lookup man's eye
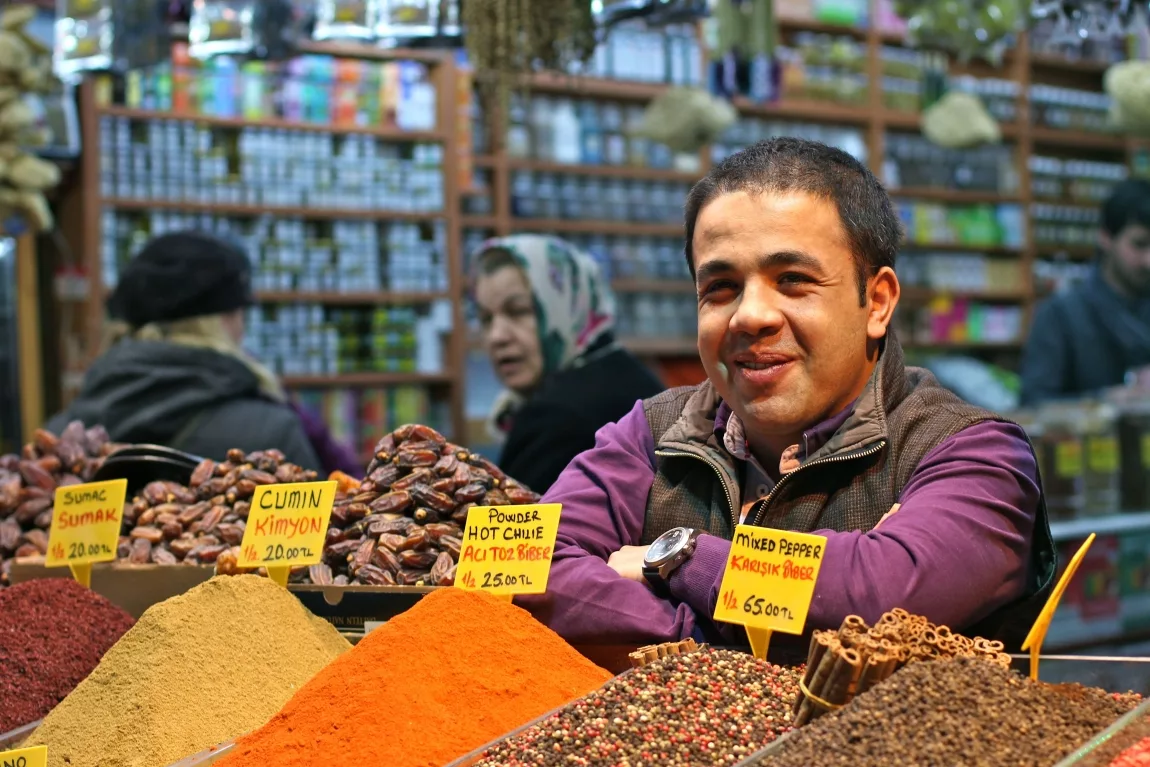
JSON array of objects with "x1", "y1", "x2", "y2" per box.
[
  {"x1": 700, "y1": 280, "x2": 736, "y2": 296},
  {"x1": 778, "y1": 272, "x2": 813, "y2": 286}
]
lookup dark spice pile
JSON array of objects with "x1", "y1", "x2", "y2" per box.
[
  {"x1": 237, "y1": 423, "x2": 542, "y2": 587},
  {"x1": 473, "y1": 648, "x2": 801, "y2": 767},
  {"x1": 0, "y1": 423, "x2": 120, "y2": 586},
  {"x1": 0, "y1": 577, "x2": 135, "y2": 731},
  {"x1": 758, "y1": 657, "x2": 1140, "y2": 767}
]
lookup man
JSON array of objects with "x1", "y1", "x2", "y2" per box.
[
  {"x1": 520, "y1": 138, "x2": 1055, "y2": 655},
  {"x1": 1021, "y1": 179, "x2": 1150, "y2": 405}
]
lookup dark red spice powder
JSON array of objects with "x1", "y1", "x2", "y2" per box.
[{"x1": 0, "y1": 578, "x2": 135, "y2": 732}]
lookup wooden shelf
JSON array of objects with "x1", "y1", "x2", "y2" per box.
[
  {"x1": 506, "y1": 158, "x2": 700, "y2": 182},
  {"x1": 777, "y1": 17, "x2": 869, "y2": 39},
  {"x1": 890, "y1": 188, "x2": 1022, "y2": 204},
  {"x1": 282, "y1": 372, "x2": 453, "y2": 388},
  {"x1": 103, "y1": 198, "x2": 445, "y2": 221},
  {"x1": 612, "y1": 278, "x2": 694, "y2": 294},
  {"x1": 1029, "y1": 54, "x2": 1113, "y2": 74},
  {"x1": 461, "y1": 215, "x2": 501, "y2": 230},
  {"x1": 901, "y1": 241, "x2": 1023, "y2": 255},
  {"x1": 255, "y1": 291, "x2": 449, "y2": 305},
  {"x1": 1034, "y1": 244, "x2": 1097, "y2": 261},
  {"x1": 511, "y1": 218, "x2": 682, "y2": 237},
  {"x1": 735, "y1": 96, "x2": 870, "y2": 125},
  {"x1": 472, "y1": 155, "x2": 499, "y2": 169},
  {"x1": 901, "y1": 339, "x2": 1023, "y2": 351},
  {"x1": 1031, "y1": 127, "x2": 1127, "y2": 151},
  {"x1": 98, "y1": 105, "x2": 446, "y2": 142},
  {"x1": 296, "y1": 41, "x2": 451, "y2": 65},
  {"x1": 529, "y1": 72, "x2": 667, "y2": 102},
  {"x1": 900, "y1": 286, "x2": 1028, "y2": 302},
  {"x1": 621, "y1": 337, "x2": 699, "y2": 357}
]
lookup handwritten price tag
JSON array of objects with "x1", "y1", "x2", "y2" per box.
[
  {"x1": 714, "y1": 525, "x2": 827, "y2": 659},
  {"x1": 46, "y1": 479, "x2": 127, "y2": 587},
  {"x1": 238, "y1": 481, "x2": 336, "y2": 586},
  {"x1": 0, "y1": 744, "x2": 46, "y2": 767},
  {"x1": 455, "y1": 504, "x2": 562, "y2": 597}
]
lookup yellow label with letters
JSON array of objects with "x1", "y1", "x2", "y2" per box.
[
  {"x1": 714, "y1": 525, "x2": 827, "y2": 635},
  {"x1": 1087, "y1": 436, "x2": 1119, "y2": 474},
  {"x1": 455, "y1": 504, "x2": 562, "y2": 596},
  {"x1": 1055, "y1": 441, "x2": 1084, "y2": 478},
  {"x1": 237, "y1": 481, "x2": 336, "y2": 568},
  {"x1": 46, "y1": 479, "x2": 127, "y2": 567},
  {"x1": 0, "y1": 745, "x2": 47, "y2": 767}
]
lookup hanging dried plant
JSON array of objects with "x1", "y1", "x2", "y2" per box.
[{"x1": 462, "y1": 0, "x2": 597, "y2": 118}]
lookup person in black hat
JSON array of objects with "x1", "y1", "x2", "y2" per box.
[{"x1": 44, "y1": 230, "x2": 324, "y2": 469}]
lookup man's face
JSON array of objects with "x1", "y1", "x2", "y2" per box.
[
  {"x1": 1104, "y1": 223, "x2": 1150, "y2": 297},
  {"x1": 693, "y1": 190, "x2": 896, "y2": 454}
]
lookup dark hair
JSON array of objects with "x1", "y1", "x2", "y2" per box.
[
  {"x1": 684, "y1": 137, "x2": 902, "y2": 304},
  {"x1": 1101, "y1": 179, "x2": 1150, "y2": 237},
  {"x1": 475, "y1": 246, "x2": 520, "y2": 276}
]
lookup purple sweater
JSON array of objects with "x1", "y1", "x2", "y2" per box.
[{"x1": 518, "y1": 399, "x2": 1040, "y2": 646}]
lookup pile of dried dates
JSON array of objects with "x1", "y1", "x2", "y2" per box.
[
  {"x1": 0, "y1": 422, "x2": 120, "y2": 586},
  {"x1": 123, "y1": 448, "x2": 318, "y2": 567},
  {"x1": 293, "y1": 423, "x2": 541, "y2": 587}
]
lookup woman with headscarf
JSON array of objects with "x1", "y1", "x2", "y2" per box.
[
  {"x1": 472, "y1": 235, "x2": 665, "y2": 494},
  {"x1": 45, "y1": 231, "x2": 359, "y2": 474}
]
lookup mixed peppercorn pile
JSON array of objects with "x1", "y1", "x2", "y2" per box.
[{"x1": 473, "y1": 648, "x2": 801, "y2": 767}]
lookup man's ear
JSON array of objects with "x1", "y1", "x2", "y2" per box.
[{"x1": 866, "y1": 266, "x2": 900, "y2": 342}]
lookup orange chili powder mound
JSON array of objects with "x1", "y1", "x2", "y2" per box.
[{"x1": 216, "y1": 588, "x2": 612, "y2": 767}]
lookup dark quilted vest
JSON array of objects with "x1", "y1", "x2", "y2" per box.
[{"x1": 640, "y1": 336, "x2": 1056, "y2": 649}]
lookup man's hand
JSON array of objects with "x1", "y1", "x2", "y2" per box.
[{"x1": 607, "y1": 545, "x2": 651, "y2": 585}]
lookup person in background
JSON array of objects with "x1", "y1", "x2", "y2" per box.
[
  {"x1": 472, "y1": 235, "x2": 665, "y2": 494},
  {"x1": 44, "y1": 231, "x2": 345, "y2": 472},
  {"x1": 1021, "y1": 179, "x2": 1150, "y2": 405}
]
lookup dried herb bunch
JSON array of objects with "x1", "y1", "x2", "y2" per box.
[{"x1": 462, "y1": 0, "x2": 597, "y2": 115}]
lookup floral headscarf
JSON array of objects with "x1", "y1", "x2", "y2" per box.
[{"x1": 472, "y1": 235, "x2": 617, "y2": 437}]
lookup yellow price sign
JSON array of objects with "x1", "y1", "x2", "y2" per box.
[
  {"x1": 455, "y1": 504, "x2": 562, "y2": 598},
  {"x1": 0, "y1": 745, "x2": 46, "y2": 767},
  {"x1": 46, "y1": 479, "x2": 128, "y2": 588},
  {"x1": 237, "y1": 481, "x2": 336, "y2": 586},
  {"x1": 714, "y1": 526, "x2": 827, "y2": 659}
]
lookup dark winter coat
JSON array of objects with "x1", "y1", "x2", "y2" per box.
[{"x1": 45, "y1": 340, "x2": 322, "y2": 470}]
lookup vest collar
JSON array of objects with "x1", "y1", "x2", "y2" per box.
[{"x1": 657, "y1": 334, "x2": 909, "y2": 460}]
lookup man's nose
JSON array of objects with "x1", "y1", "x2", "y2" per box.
[{"x1": 728, "y1": 281, "x2": 785, "y2": 337}]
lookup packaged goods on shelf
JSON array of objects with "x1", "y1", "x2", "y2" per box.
[
  {"x1": 214, "y1": 589, "x2": 612, "y2": 767},
  {"x1": 245, "y1": 303, "x2": 448, "y2": 377},
  {"x1": 884, "y1": 133, "x2": 1019, "y2": 193},
  {"x1": 1032, "y1": 203, "x2": 1105, "y2": 249},
  {"x1": 557, "y1": 234, "x2": 688, "y2": 282},
  {"x1": 510, "y1": 171, "x2": 688, "y2": 224},
  {"x1": 780, "y1": 33, "x2": 869, "y2": 106},
  {"x1": 24, "y1": 575, "x2": 350, "y2": 767},
  {"x1": 0, "y1": 579, "x2": 135, "y2": 732},
  {"x1": 897, "y1": 201, "x2": 1025, "y2": 249},
  {"x1": 713, "y1": 119, "x2": 868, "y2": 164},
  {"x1": 292, "y1": 387, "x2": 451, "y2": 464},
  {"x1": 896, "y1": 297, "x2": 1025, "y2": 346},
  {"x1": 1034, "y1": 259, "x2": 1094, "y2": 295},
  {"x1": 98, "y1": 114, "x2": 444, "y2": 211},
  {"x1": 264, "y1": 422, "x2": 542, "y2": 587},
  {"x1": 119, "y1": 448, "x2": 319, "y2": 567},
  {"x1": 1030, "y1": 84, "x2": 1115, "y2": 134},
  {"x1": 468, "y1": 649, "x2": 802, "y2": 767},
  {"x1": 751, "y1": 657, "x2": 1140, "y2": 767},
  {"x1": 1030, "y1": 156, "x2": 1128, "y2": 203},
  {"x1": 0, "y1": 423, "x2": 121, "y2": 586},
  {"x1": 563, "y1": 20, "x2": 702, "y2": 86},
  {"x1": 103, "y1": 210, "x2": 448, "y2": 293},
  {"x1": 118, "y1": 46, "x2": 438, "y2": 130},
  {"x1": 615, "y1": 293, "x2": 699, "y2": 342}
]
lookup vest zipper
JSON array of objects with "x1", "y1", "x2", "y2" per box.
[
  {"x1": 750, "y1": 439, "x2": 887, "y2": 527},
  {"x1": 654, "y1": 448, "x2": 739, "y2": 532}
]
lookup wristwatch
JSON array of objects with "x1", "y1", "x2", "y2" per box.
[{"x1": 642, "y1": 527, "x2": 702, "y2": 596}]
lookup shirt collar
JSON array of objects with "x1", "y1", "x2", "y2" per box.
[{"x1": 715, "y1": 399, "x2": 858, "y2": 463}]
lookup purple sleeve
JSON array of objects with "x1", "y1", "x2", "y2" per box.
[
  {"x1": 669, "y1": 420, "x2": 1040, "y2": 631},
  {"x1": 516, "y1": 400, "x2": 703, "y2": 644},
  {"x1": 288, "y1": 401, "x2": 364, "y2": 476}
]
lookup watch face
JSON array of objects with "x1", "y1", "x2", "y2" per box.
[{"x1": 648, "y1": 528, "x2": 688, "y2": 565}]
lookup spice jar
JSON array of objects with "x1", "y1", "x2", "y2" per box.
[
  {"x1": 1083, "y1": 402, "x2": 1120, "y2": 517},
  {"x1": 1037, "y1": 403, "x2": 1087, "y2": 521}
]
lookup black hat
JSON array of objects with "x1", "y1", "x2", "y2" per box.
[{"x1": 108, "y1": 230, "x2": 255, "y2": 327}]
